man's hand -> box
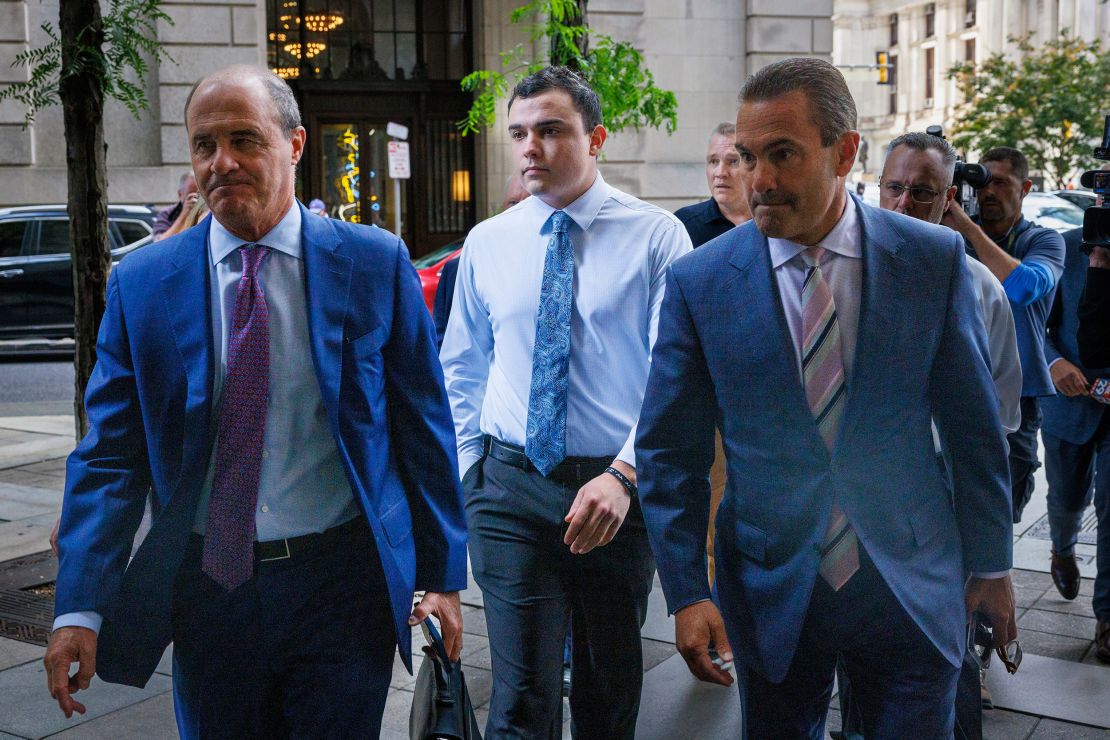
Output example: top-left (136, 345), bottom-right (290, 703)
top-left (940, 197), bottom-right (976, 237)
top-left (50, 516), bottom-right (60, 557)
top-left (44, 626), bottom-right (97, 718)
top-left (965, 574), bottom-right (1017, 649)
top-left (563, 461), bottom-right (633, 555)
top-left (675, 600), bottom-right (734, 686)
top-left (1050, 358), bottom-right (1090, 397)
top-left (409, 591), bottom-right (463, 662)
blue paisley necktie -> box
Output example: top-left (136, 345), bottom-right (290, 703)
top-left (525, 210), bottom-right (573, 476)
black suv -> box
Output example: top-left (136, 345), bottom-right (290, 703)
top-left (0, 204), bottom-right (156, 340)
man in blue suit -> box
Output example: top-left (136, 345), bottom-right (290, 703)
top-left (1042, 225), bottom-right (1110, 661)
top-left (636, 58), bottom-right (1016, 738)
top-left (43, 66), bottom-right (467, 737)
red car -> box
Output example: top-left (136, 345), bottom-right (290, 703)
top-left (413, 240), bottom-right (463, 313)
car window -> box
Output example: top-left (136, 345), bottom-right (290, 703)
top-left (0, 219), bottom-right (29, 258)
top-left (1034, 206), bottom-right (1083, 226)
top-left (37, 219), bottom-right (71, 255)
top-left (412, 241), bottom-right (464, 269)
top-left (114, 219), bottom-right (152, 246)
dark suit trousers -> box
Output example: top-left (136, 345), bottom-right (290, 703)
top-left (1044, 408), bottom-right (1110, 619)
top-left (464, 455), bottom-right (655, 740)
top-left (738, 550), bottom-right (960, 740)
top-left (170, 518), bottom-right (396, 739)
top-left (1009, 397), bottom-right (1044, 523)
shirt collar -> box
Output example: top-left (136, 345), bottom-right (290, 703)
top-left (526, 172), bottom-right (611, 234)
top-left (209, 200), bottom-right (302, 266)
top-left (768, 197), bottom-right (861, 269)
top-left (703, 197), bottom-right (728, 224)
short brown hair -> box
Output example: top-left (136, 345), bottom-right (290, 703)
top-left (980, 146), bottom-right (1029, 182)
top-left (739, 57), bottom-right (856, 147)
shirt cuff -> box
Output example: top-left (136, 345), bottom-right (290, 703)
top-left (970, 570), bottom-right (1010, 580)
top-left (53, 611), bottom-right (103, 634)
top-left (1048, 357), bottom-right (1064, 371)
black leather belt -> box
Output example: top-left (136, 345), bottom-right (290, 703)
top-left (485, 436), bottom-right (611, 486)
top-left (191, 515), bottom-right (365, 563)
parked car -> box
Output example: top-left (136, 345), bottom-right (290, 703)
top-left (1021, 192), bottom-right (1085, 233)
top-left (1052, 189), bottom-right (1097, 210)
top-left (0, 204), bottom-right (156, 340)
top-left (413, 239), bottom-right (464, 313)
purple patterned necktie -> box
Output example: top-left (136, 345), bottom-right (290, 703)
top-left (202, 244), bottom-right (271, 591)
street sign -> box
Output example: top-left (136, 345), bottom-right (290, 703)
top-left (386, 121), bottom-right (409, 140)
top-left (388, 141), bottom-right (411, 179)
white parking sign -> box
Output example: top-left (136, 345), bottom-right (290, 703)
top-left (388, 141), bottom-right (411, 179)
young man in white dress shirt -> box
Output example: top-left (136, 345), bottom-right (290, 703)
top-left (439, 66), bottom-right (691, 739)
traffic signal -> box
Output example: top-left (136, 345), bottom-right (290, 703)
top-left (877, 51), bottom-right (892, 85)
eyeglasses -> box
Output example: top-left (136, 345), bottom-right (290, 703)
top-left (968, 619), bottom-right (1023, 674)
top-left (880, 182), bottom-right (942, 205)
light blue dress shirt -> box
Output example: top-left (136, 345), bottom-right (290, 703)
top-left (440, 173), bottom-right (692, 478)
top-left (54, 201), bottom-right (359, 635)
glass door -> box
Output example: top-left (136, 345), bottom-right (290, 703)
top-left (318, 120), bottom-right (409, 241)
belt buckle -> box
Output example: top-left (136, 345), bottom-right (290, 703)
top-left (260, 539), bottom-right (291, 562)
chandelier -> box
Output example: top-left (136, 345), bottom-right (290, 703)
top-left (283, 41), bottom-right (327, 59)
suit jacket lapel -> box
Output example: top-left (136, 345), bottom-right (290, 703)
top-left (728, 228), bottom-right (825, 448)
top-left (161, 227), bottom-right (214, 489)
top-left (300, 203), bottom-right (352, 427)
top-left (838, 199), bottom-right (905, 449)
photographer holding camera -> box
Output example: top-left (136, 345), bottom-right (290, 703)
top-left (940, 147), bottom-right (1066, 528)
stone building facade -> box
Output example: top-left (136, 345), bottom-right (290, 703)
top-left (833, 0), bottom-right (1110, 181)
top-left (0, 0), bottom-right (832, 256)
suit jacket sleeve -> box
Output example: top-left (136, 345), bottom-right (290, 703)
top-left (55, 270), bottom-right (153, 617)
top-left (635, 266), bottom-right (718, 613)
top-left (929, 236), bottom-right (1013, 573)
top-left (382, 242), bottom-right (468, 593)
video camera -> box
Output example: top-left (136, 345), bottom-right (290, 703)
top-left (1078, 114), bottom-right (1110, 253)
top-left (925, 125), bottom-right (993, 217)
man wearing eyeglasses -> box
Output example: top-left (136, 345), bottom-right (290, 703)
top-left (879, 133), bottom-right (1022, 436)
top-left (872, 132), bottom-right (1023, 738)
top-left (940, 148), bottom-right (1066, 533)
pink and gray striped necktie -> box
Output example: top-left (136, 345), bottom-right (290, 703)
top-left (800, 246), bottom-right (859, 591)
top-left (202, 244), bottom-right (271, 592)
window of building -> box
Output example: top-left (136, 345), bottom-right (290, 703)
top-left (925, 3), bottom-right (936, 39)
top-left (965, 0), bottom-right (976, 28)
top-left (890, 13), bottom-right (899, 46)
top-left (924, 47), bottom-right (935, 105)
top-left (889, 55), bottom-right (898, 115)
top-left (267, 0), bottom-right (471, 82)
top-left (965, 37), bottom-right (976, 63)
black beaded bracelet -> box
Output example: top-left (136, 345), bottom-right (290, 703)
top-left (605, 466), bottom-right (637, 497)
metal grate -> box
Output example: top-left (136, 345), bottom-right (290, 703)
top-left (0, 588), bottom-right (53, 646)
top-left (1023, 509), bottom-right (1098, 547)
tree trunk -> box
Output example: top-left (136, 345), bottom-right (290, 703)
top-left (59, 0), bottom-right (108, 440)
top-left (552, 0), bottom-right (588, 68)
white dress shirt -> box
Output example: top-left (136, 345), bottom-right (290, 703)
top-left (440, 173), bottom-right (692, 477)
top-left (767, 199), bottom-right (863, 378)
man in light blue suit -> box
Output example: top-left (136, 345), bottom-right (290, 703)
top-left (636, 58), bottom-right (1016, 738)
top-left (43, 66), bottom-right (467, 737)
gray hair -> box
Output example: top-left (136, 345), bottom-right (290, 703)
top-left (739, 57), bottom-right (856, 147)
top-left (712, 121), bottom-right (736, 139)
top-left (887, 132), bottom-right (958, 184)
top-left (184, 66), bottom-right (302, 136)
top-left (177, 171), bottom-right (195, 189)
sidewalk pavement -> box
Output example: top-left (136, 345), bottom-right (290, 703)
top-left (0, 416), bottom-right (1107, 739)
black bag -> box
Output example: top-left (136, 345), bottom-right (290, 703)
top-left (409, 618), bottom-right (483, 740)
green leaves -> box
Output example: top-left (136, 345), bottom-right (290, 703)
top-left (948, 30), bottom-right (1110, 188)
top-left (458, 1), bottom-right (677, 137)
top-left (0, 0), bottom-right (172, 125)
